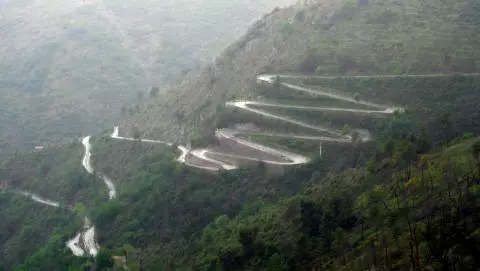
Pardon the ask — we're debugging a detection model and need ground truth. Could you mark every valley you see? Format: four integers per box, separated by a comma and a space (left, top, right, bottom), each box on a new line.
0, 0, 297, 153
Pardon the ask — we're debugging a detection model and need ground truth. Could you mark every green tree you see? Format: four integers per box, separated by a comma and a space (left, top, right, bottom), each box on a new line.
120, 106, 127, 115
354, 93, 360, 102
131, 126, 141, 141
332, 227, 349, 263
273, 76, 282, 88
295, 10, 306, 22
95, 249, 114, 271
300, 200, 322, 237
471, 140, 480, 173
440, 111, 455, 144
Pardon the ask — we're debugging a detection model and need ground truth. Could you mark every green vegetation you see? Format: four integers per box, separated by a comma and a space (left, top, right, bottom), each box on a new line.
0, 0, 294, 153
0, 140, 112, 270
1, 1, 480, 270
256, 83, 377, 110
239, 134, 321, 156
7, 123, 478, 270
86, 134, 373, 270
0, 192, 76, 269
91, 135, 177, 186
0, 140, 105, 204
298, 75, 480, 143
189, 137, 480, 270
248, 104, 379, 132
124, 0, 480, 142
303, 0, 480, 75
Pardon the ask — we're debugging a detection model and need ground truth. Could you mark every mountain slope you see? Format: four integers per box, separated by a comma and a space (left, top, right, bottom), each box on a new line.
1, 0, 480, 270
186, 137, 480, 270
123, 0, 480, 143
0, 0, 296, 152
0, 193, 76, 270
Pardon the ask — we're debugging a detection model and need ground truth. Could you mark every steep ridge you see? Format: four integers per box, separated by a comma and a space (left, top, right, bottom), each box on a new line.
113, 72, 480, 171
112, 73, 403, 171
122, 0, 480, 145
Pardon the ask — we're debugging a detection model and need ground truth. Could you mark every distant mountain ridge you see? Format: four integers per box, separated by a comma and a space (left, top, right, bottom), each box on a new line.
0, 0, 296, 153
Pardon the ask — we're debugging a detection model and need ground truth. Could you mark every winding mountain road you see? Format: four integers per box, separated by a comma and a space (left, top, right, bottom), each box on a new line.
17, 191, 61, 208
111, 73, 409, 170
5, 72, 477, 259
64, 135, 123, 257
11, 189, 99, 257
67, 137, 103, 257
82, 136, 117, 199
257, 73, 480, 81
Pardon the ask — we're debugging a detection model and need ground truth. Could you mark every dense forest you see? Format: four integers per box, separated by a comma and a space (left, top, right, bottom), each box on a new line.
2, 97, 479, 270
83, 98, 480, 270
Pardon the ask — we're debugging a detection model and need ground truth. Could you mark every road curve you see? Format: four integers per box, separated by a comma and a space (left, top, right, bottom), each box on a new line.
110, 73, 411, 170
112, 72, 480, 170
17, 191, 61, 208
65, 135, 122, 257
257, 72, 480, 81
111, 127, 221, 170
82, 136, 94, 174
82, 136, 117, 199
10, 189, 99, 257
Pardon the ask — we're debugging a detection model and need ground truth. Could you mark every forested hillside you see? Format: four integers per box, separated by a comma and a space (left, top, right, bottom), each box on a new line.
0, 0, 295, 153
0, 140, 106, 269
0, 0, 479, 270
123, 0, 480, 142
0, 194, 81, 270
3, 117, 478, 270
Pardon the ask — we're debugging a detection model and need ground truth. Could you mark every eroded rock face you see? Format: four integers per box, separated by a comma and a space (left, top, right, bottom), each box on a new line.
66, 217, 99, 257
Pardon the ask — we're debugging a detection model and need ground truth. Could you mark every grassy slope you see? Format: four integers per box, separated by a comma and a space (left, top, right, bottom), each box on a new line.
123, 0, 480, 143
90, 135, 177, 187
